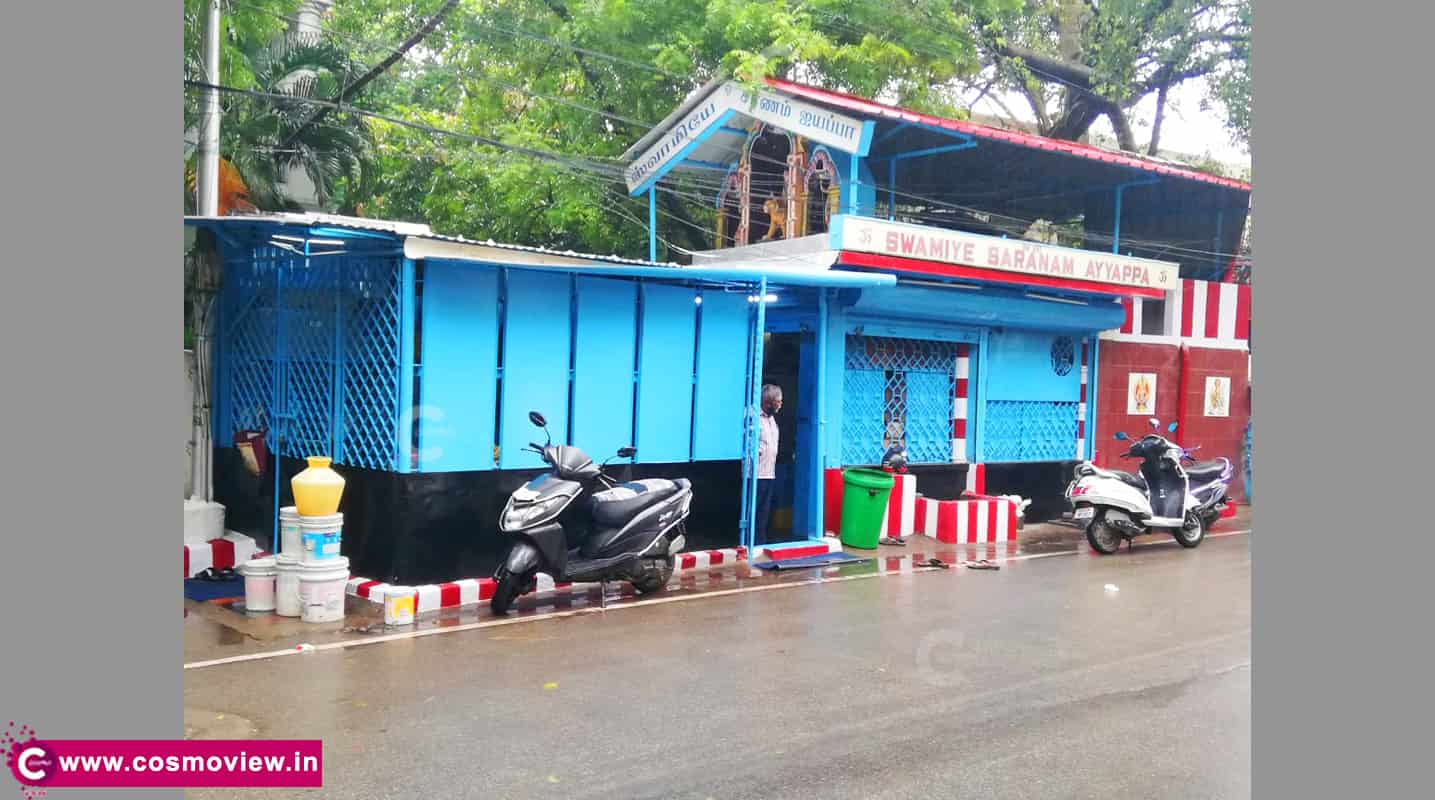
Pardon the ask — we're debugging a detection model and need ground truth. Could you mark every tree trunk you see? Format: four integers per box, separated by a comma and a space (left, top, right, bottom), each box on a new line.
1147, 82, 1170, 155
1106, 104, 1138, 152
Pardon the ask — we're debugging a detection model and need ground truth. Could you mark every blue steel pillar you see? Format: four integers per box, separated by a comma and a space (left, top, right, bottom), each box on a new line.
813, 288, 829, 538
742, 277, 769, 552
648, 188, 657, 262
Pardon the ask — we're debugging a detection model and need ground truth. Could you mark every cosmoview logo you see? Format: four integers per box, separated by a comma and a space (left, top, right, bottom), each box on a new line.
15, 746, 52, 783
4, 723, 51, 799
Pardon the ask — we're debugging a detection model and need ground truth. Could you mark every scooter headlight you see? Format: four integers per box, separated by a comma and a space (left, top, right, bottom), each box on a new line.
503, 495, 566, 529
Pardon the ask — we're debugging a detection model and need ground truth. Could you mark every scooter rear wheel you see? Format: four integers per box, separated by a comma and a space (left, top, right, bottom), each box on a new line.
491, 566, 532, 616
631, 557, 674, 595
1085, 513, 1123, 555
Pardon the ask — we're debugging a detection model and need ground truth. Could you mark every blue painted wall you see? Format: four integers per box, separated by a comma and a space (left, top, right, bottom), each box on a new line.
692, 291, 751, 460
572, 277, 638, 460
636, 283, 698, 463
499, 269, 573, 469
417, 262, 499, 471
985, 329, 1081, 402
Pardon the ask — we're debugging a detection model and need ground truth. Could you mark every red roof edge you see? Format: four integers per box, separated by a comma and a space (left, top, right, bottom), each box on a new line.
764, 78, 1251, 193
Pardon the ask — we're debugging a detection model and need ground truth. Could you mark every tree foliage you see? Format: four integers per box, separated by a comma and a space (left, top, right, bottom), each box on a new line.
184, 1, 370, 212
184, 0, 1251, 257
971, 0, 1250, 153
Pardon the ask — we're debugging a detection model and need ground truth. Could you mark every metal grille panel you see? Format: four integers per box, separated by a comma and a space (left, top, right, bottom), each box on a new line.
983, 400, 1079, 462
842, 335, 957, 465
218, 249, 402, 472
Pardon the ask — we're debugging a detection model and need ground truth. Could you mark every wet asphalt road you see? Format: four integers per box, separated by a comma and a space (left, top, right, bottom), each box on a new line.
184, 533, 1250, 799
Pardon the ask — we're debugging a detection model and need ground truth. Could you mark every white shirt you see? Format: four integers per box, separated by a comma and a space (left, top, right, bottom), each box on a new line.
757, 412, 779, 480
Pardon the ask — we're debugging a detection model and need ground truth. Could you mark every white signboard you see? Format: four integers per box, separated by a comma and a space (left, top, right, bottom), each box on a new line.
1128, 373, 1157, 416
624, 81, 867, 193
1204, 375, 1231, 418
835, 216, 1179, 292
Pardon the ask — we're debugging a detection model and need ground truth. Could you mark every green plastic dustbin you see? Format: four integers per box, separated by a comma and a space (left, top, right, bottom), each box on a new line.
839, 468, 895, 549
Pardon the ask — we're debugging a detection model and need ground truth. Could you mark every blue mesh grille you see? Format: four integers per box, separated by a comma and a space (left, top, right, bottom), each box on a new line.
842, 335, 956, 465
983, 400, 1079, 462
339, 258, 402, 470
219, 249, 402, 472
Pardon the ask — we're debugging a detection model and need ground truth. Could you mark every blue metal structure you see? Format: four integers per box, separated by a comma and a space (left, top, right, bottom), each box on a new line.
193, 79, 1250, 565
192, 217, 896, 554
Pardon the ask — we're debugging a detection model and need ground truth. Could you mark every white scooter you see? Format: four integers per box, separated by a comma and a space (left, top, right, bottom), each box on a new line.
1065, 419, 1233, 554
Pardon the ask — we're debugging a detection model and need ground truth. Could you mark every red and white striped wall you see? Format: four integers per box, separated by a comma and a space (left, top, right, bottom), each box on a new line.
913, 495, 1017, 544
1077, 342, 1090, 460
965, 463, 986, 496
824, 465, 991, 541
1119, 279, 1251, 344
879, 473, 918, 539
952, 344, 971, 461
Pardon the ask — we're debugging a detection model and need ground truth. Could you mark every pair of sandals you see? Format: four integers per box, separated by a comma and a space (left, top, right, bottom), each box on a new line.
909, 557, 1000, 571
192, 567, 239, 582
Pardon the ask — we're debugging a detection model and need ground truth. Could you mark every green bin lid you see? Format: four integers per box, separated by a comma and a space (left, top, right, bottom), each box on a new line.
843, 467, 894, 490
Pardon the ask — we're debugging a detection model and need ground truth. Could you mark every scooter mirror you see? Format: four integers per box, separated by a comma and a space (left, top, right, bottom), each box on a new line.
528, 411, 547, 428
617, 446, 637, 459
1114, 432, 1129, 441
1168, 422, 1179, 433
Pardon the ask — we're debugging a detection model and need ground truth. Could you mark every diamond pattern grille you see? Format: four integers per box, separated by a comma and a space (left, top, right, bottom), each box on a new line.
842, 335, 957, 465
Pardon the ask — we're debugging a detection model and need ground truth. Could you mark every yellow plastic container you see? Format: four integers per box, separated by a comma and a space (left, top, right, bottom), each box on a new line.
291, 456, 346, 517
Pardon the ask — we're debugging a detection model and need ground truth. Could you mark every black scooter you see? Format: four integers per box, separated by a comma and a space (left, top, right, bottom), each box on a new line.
491, 411, 694, 615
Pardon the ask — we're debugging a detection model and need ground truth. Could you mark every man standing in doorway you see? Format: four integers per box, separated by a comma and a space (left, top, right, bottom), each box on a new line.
755, 384, 783, 545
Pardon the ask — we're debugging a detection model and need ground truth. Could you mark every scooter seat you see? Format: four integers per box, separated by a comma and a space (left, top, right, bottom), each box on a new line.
1185, 458, 1230, 484
590, 478, 685, 527
1089, 465, 1147, 492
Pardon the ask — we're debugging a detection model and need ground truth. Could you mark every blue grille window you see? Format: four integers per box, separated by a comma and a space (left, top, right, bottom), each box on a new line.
983, 400, 1079, 462
842, 335, 957, 465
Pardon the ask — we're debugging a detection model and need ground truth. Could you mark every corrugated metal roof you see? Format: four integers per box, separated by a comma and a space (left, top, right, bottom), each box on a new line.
764, 78, 1252, 192
182, 213, 897, 289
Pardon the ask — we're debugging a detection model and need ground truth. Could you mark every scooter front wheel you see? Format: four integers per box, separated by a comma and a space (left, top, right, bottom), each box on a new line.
1085, 513, 1123, 555
491, 566, 533, 616
1174, 511, 1206, 549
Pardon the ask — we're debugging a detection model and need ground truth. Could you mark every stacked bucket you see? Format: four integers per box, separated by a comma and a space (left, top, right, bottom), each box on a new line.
240, 457, 350, 623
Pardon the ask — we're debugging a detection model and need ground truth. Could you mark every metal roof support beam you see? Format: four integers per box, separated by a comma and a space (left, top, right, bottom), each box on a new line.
1111, 178, 1161, 254
873, 122, 911, 147
682, 159, 736, 171
886, 140, 978, 162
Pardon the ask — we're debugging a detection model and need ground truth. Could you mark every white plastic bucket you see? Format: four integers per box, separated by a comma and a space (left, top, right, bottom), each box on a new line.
300, 513, 343, 562
298, 556, 349, 623
383, 586, 416, 626
274, 554, 302, 617
279, 507, 302, 557
240, 556, 278, 613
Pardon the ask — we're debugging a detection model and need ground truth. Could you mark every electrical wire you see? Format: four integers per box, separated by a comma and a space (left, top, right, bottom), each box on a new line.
189, 79, 1246, 263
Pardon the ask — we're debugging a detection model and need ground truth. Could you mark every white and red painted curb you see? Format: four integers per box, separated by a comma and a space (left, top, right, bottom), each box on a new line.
183, 532, 265, 578
913, 494, 1018, 544
347, 546, 749, 614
